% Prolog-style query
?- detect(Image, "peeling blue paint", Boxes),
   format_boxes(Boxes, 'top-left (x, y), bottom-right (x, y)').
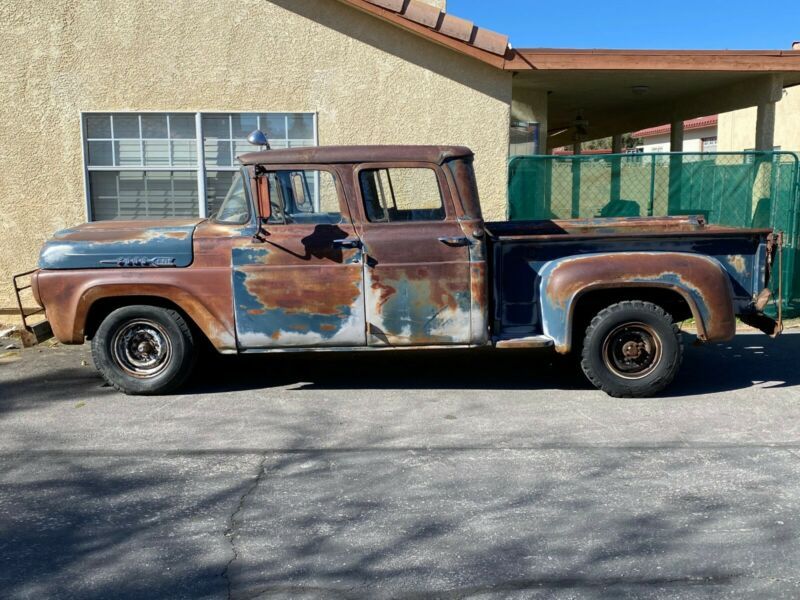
top-left (231, 245), bottom-right (366, 349)
top-left (373, 277), bottom-right (471, 343)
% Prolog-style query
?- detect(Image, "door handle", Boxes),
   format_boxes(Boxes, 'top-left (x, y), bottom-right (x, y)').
top-left (331, 238), bottom-right (362, 249)
top-left (438, 236), bottom-right (471, 246)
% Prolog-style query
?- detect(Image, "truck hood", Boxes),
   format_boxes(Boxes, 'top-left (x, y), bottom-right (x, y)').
top-left (38, 218), bottom-right (204, 270)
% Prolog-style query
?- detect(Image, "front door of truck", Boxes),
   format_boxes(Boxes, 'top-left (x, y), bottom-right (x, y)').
top-left (232, 167), bottom-right (366, 349)
top-left (353, 163), bottom-right (474, 346)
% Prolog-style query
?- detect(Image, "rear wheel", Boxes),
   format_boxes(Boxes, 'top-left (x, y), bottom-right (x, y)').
top-left (580, 300), bottom-right (683, 398)
top-left (91, 305), bottom-right (196, 395)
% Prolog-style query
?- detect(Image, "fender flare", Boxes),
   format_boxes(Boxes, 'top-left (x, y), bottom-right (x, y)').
top-left (538, 252), bottom-right (737, 353)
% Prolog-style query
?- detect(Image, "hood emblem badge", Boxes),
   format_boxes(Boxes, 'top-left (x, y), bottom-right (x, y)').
top-left (99, 256), bottom-right (178, 268)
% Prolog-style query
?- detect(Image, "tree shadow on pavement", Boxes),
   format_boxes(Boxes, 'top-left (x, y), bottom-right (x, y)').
top-left (3, 423), bottom-right (800, 599)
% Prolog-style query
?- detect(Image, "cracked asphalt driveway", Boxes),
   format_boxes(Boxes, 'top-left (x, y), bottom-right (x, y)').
top-left (2, 332), bottom-right (800, 599)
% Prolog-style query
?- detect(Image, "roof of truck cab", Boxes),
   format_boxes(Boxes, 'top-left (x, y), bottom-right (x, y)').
top-left (237, 145), bottom-right (474, 166)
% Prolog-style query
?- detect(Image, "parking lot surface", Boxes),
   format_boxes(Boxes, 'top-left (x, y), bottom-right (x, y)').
top-left (2, 331), bottom-right (800, 599)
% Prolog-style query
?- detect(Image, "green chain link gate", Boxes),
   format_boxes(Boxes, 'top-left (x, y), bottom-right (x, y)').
top-left (508, 152), bottom-right (800, 316)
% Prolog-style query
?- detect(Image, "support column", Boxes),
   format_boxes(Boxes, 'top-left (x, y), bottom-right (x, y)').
top-left (755, 101), bottom-right (777, 151)
top-left (610, 134), bottom-right (623, 204)
top-left (571, 142), bottom-right (582, 218)
top-left (668, 120), bottom-right (685, 214)
top-left (611, 134), bottom-right (623, 154)
top-left (670, 120), bottom-right (685, 152)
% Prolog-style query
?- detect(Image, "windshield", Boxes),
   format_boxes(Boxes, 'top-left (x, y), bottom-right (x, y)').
top-left (214, 170), bottom-right (251, 224)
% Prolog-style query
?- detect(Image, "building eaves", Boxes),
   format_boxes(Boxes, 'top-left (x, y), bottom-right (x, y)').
top-left (507, 48), bottom-right (800, 75)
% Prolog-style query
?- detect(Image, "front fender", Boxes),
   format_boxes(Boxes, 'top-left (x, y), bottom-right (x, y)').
top-left (35, 268), bottom-right (237, 352)
top-left (539, 252), bottom-right (736, 353)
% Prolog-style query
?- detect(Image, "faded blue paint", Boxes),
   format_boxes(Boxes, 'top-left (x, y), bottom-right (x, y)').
top-left (232, 269), bottom-right (359, 343)
top-left (372, 277), bottom-right (472, 343)
top-left (231, 245), bottom-right (366, 348)
top-left (39, 223), bottom-right (198, 269)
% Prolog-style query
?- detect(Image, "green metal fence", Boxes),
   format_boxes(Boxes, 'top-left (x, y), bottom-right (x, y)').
top-left (508, 151), bottom-right (800, 316)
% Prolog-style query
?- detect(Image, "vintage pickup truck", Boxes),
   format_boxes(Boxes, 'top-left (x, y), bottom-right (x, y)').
top-left (21, 144), bottom-right (782, 397)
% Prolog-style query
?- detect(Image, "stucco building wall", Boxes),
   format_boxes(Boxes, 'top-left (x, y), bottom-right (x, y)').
top-left (718, 88), bottom-right (800, 152)
top-left (0, 0), bottom-right (511, 310)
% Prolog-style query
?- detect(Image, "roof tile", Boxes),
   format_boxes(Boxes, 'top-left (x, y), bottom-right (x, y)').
top-left (403, 0), bottom-right (442, 29)
top-left (339, 0), bottom-right (509, 59)
top-left (365, 0), bottom-right (405, 11)
top-left (472, 27), bottom-right (509, 56)
top-left (438, 13), bottom-right (474, 42)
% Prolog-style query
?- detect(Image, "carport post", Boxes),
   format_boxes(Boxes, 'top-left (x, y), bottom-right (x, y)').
top-left (571, 143), bottom-right (582, 218)
top-left (668, 120), bottom-right (685, 213)
top-left (610, 134), bottom-right (623, 204)
top-left (755, 101), bottom-right (777, 151)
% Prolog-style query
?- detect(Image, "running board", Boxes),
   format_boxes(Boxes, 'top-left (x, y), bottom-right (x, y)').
top-left (494, 335), bottom-right (554, 349)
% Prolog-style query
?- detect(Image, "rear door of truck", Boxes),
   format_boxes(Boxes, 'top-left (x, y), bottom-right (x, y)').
top-left (351, 162), bottom-right (474, 346)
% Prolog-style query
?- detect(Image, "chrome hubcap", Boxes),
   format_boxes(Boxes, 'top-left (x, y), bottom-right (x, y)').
top-left (111, 319), bottom-right (172, 378)
top-left (601, 322), bottom-right (662, 380)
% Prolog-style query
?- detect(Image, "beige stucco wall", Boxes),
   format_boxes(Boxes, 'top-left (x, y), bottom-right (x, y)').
top-left (0, 0), bottom-right (511, 310)
top-left (718, 88), bottom-right (800, 152)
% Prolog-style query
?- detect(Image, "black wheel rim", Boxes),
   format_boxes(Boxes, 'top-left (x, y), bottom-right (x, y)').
top-left (601, 321), bottom-right (663, 380)
top-left (110, 319), bottom-right (172, 378)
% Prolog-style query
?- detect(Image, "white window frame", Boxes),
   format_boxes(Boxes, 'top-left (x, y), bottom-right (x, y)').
top-left (80, 111), bottom-right (318, 221)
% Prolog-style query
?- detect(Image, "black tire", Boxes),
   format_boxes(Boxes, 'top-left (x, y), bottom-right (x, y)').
top-left (91, 305), bottom-right (197, 395)
top-left (580, 300), bottom-right (683, 398)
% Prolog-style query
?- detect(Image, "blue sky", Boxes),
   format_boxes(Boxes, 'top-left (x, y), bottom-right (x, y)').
top-left (449, 0), bottom-right (800, 50)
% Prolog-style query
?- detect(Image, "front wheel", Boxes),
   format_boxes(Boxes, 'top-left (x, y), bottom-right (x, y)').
top-left (580, 300), bottom-right (683, 398)
top-left (92, 305), bottom-right (197, 395)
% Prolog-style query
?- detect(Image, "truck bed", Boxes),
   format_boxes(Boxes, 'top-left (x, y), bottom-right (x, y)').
top-left (486, 216), bottom-right (773, 341)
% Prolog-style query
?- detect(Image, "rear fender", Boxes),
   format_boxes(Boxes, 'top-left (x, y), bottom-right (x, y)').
top-left (539, 252), bottom-right (736, 353)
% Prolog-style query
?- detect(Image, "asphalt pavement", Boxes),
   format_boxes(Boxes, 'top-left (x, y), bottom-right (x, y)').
top-left (1, 331), bottom-right (800, 599)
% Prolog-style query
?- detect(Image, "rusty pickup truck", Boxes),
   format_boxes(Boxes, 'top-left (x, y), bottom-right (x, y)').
top-left (22, 144), bottom-right (782, 397)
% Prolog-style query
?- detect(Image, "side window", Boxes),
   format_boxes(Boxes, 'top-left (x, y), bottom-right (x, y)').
top-left (266, 170), bottom-right (342, 225)
top-left (359, 167), bottom-right (445, 222)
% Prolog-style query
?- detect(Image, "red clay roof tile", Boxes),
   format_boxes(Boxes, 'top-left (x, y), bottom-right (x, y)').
top-left (439, 13), bottom-right (474, 42)
top-left (355, 0), bottom-right (510, 59)
top-left (472, 27), bottom-right (510, 56)
top-left (403, 1), bottom-right (442, 29)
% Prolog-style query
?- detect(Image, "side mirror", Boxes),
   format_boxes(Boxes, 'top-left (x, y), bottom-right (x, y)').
top-left (247, 129), bottom-right (270, 149)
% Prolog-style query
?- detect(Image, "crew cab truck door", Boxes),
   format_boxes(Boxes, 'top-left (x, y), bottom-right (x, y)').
top-left (232, 166), bottom-right (366, 348)
top-left (353, 162), bottom-right (477, 346)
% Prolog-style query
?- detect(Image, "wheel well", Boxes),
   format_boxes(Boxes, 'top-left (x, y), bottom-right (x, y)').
top-left (84, 296), bottom-right (208, 346)
top-left (570, 288), bottom-right (694, 349)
